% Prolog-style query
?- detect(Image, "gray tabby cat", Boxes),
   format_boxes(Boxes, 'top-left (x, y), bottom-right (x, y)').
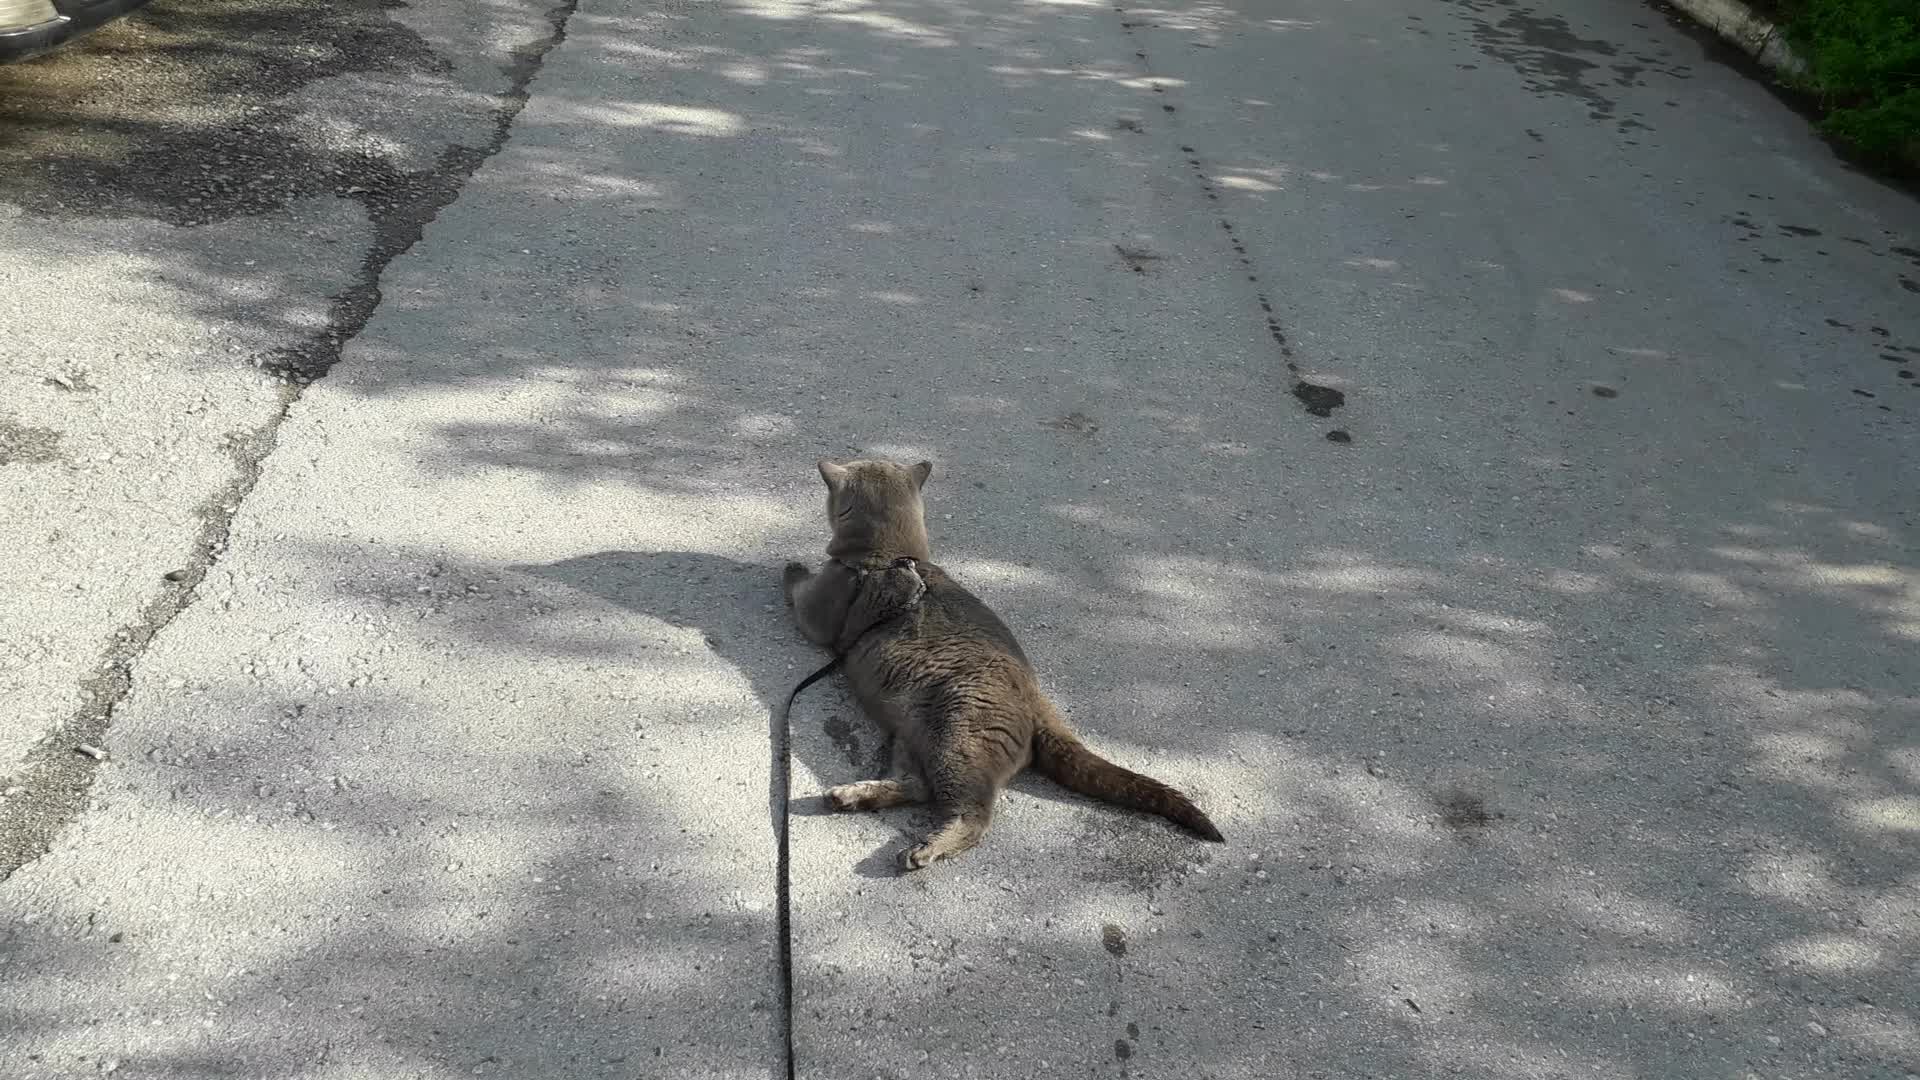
top-left (783, 458), bottom-right (1223, 870)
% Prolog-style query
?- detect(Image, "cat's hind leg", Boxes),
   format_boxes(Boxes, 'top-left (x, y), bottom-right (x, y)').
top-left (902, 759), bottom-right (997, 869)
top-left (825, 778), bottom-right (924, 811)
top-left (901, 798), bottom-right (994, 869)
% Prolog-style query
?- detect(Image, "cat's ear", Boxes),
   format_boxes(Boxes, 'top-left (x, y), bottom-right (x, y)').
top-left (817, 459), bottom-right (850, 491)
top-left (909, 460), bottom-right (933, 490)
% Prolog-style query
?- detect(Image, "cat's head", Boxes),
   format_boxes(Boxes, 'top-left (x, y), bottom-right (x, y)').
top-left (816, 457), bottom-right (934, 560)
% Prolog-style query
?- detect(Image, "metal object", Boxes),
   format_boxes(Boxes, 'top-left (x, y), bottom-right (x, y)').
top-left (0, 0), bottom-right (66, 34)
top-left (2, 0), bottom-right (154, 62)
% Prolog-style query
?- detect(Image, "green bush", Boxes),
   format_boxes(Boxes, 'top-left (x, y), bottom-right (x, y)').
top-left (1782, 0), bottom-right (1920, 163)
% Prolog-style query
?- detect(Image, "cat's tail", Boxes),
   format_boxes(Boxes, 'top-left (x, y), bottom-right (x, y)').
top-left (1031, 714), bottom-right (1224, 842)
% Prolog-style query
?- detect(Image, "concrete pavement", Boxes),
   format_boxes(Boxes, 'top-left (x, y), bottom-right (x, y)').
top-left (0, 0), bottom-right (565, 871)
top-left (4, 0), bottom-right (1918, 1077)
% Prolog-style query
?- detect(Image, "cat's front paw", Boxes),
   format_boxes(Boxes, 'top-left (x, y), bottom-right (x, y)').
top-left (900, 843), bottom-right (939, 871)
top-left (782, 561), bottom-right (811, 600)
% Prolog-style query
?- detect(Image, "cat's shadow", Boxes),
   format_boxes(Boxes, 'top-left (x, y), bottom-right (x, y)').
top-left (518, 549), bottom-right (945, 878)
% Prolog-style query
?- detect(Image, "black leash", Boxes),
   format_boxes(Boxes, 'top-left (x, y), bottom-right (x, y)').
top-left (773, 555), bottom-right (921, 1078)
top-left (782, 556), bottom-right (923, 717)
top-left (782, 654), bottom-right (846, 717)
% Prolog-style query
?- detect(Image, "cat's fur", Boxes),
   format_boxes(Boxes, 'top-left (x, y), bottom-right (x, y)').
top-left (783, 457), bottom-right (1224, 870)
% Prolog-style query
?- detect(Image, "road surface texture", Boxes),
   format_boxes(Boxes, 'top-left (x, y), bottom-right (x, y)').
top-left (2, 0), bottom-right (1916, 1076)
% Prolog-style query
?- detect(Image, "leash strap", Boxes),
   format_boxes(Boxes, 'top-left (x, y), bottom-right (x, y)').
top-left (781, 556), bottom-right (922, 717)
top-left (783, 654), bottom-right (844, 717)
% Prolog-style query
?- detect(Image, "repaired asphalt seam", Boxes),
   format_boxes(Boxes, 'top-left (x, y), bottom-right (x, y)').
top-left (1111, 9), bottom-right (1326, 417)
top-left (0, 0), bottom-right (582, 882)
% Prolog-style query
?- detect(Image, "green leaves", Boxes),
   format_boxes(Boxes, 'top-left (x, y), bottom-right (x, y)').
top-left (1785, 0), bottom-right (1920, 163)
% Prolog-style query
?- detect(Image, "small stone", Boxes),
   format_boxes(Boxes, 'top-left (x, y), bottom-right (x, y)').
top-left (1806, 1020), bottom-right (1829, 1037)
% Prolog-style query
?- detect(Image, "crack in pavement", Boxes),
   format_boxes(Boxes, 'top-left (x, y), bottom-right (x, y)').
top-left (1113, 6), bottom-right (1352, 431)
top-left (0, 0), bottom-right (583, 882)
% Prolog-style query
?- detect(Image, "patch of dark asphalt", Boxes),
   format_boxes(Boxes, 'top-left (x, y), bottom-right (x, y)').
top-left (1042, 411), bottom-right (1101, 435)
top-left (265, 0), bottom-right (586, 385)
top-left (1291, 381), bottom-right (1346, 417)
top-left (1435, 787), bottom-right (1498, 829)
top-left (1443, 0), bottom-right (1671, 131)
top-left (1114, 243), bottom-right (1163, 272)
top-left (0, 0), bottom-right (445, 225)
top-left (0, 418), bottom-right (64, 465)
top-left (42, 370), bottom-right (98, 393)
top-left (821, 711), bottom-right (864, 768)
top-left (0, 0), bottom-right (584, 882)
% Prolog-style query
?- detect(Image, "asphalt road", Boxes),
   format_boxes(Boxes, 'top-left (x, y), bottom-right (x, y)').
top-left (3, 0), bottom-right (1917, 1077)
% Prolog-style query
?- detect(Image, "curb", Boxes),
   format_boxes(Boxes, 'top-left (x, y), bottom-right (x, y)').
top-left (1662, 0), bottom-right (1807, 77)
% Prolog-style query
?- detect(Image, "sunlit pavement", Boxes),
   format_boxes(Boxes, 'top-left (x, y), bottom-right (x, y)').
top-left (2, 0), bottom-right (1917, 1076)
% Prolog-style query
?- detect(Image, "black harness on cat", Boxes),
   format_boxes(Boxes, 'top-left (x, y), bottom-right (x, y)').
top-left (782, 555), bottom-right (926, 717)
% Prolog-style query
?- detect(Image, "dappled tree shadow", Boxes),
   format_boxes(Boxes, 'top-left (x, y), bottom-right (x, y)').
top-left (3, 0), bottom-right (1918, 1076)
top-left (0, 674), bottom-right (781, 1077)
